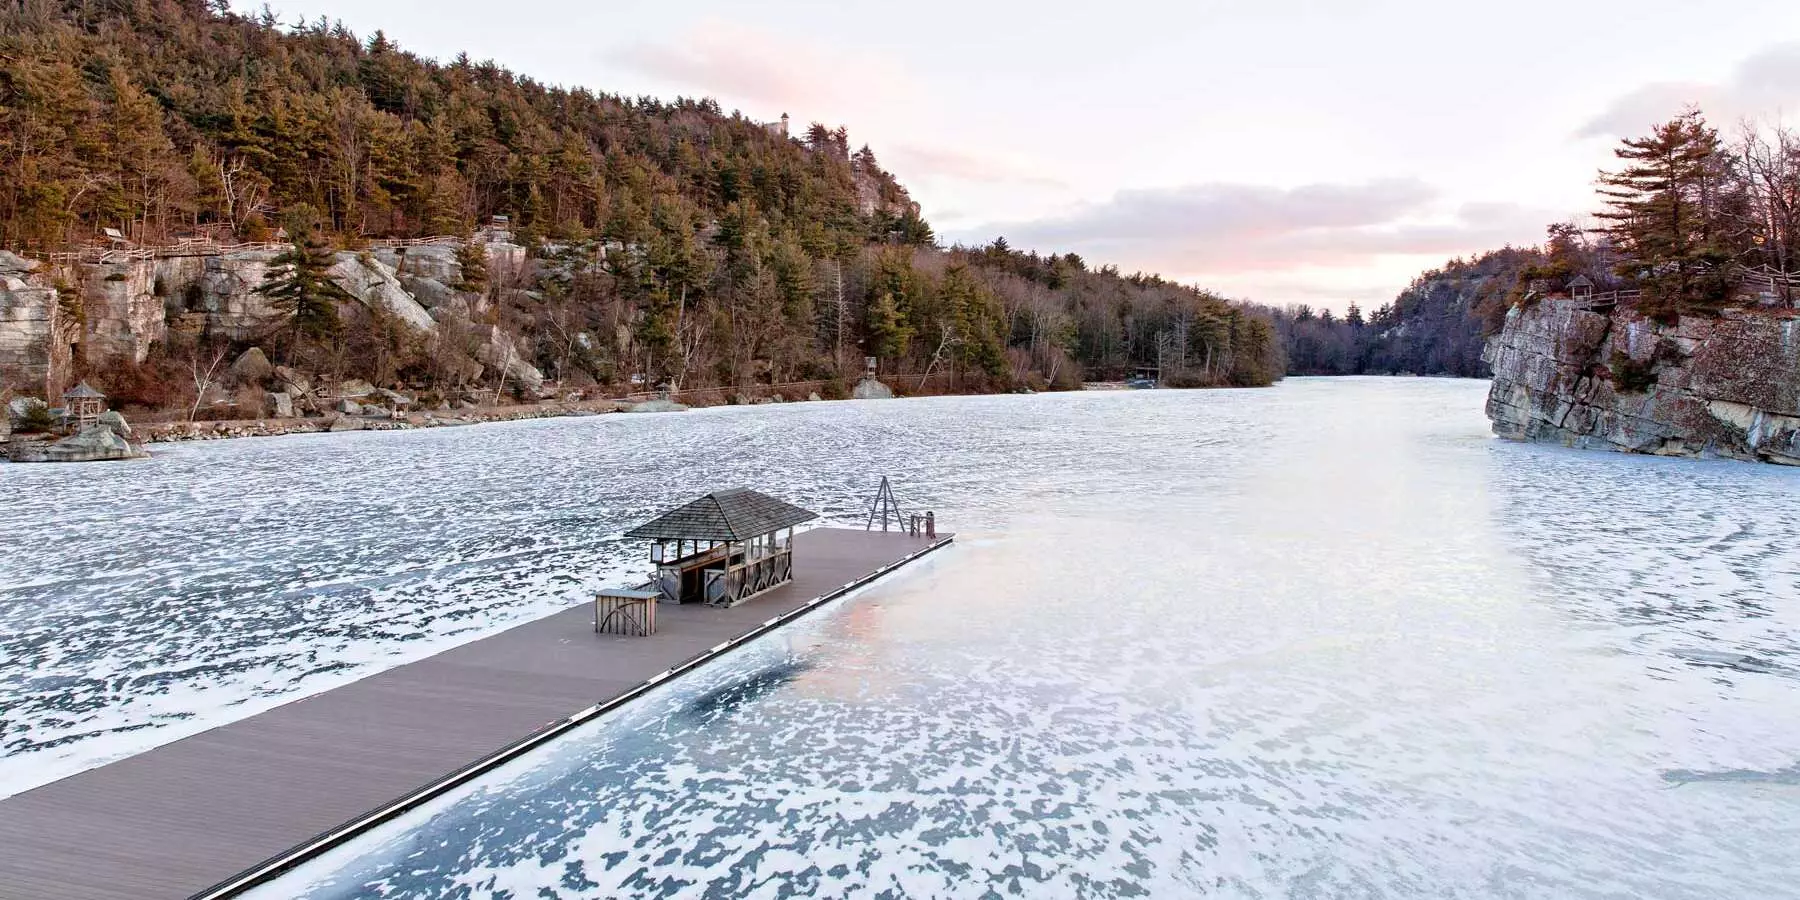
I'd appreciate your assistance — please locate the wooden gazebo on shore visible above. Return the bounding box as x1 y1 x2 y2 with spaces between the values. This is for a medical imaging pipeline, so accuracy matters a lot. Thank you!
624 488 818 607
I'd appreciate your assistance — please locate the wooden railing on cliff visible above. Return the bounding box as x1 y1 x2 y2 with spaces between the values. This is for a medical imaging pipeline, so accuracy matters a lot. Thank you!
33 234 468 265
1556 267 1800 311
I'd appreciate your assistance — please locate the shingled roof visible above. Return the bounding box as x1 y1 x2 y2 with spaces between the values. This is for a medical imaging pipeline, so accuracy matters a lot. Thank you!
63 381 105 400
624 488 818 542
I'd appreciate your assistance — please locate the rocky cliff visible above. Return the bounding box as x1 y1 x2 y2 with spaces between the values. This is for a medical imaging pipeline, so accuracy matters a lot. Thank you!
1484 298 1800 465
0 242 542 401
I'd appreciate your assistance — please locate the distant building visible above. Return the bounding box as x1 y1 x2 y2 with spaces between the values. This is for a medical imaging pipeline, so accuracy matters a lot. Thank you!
763 113 790 138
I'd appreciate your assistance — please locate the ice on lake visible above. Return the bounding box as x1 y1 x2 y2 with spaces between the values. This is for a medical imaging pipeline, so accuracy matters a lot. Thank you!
6 378 1800 897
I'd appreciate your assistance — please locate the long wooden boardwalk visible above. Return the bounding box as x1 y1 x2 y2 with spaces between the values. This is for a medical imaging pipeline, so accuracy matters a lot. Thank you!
0 528 951 900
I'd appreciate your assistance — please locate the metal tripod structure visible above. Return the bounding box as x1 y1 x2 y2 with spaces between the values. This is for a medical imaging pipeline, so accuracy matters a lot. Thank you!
865 476 906 532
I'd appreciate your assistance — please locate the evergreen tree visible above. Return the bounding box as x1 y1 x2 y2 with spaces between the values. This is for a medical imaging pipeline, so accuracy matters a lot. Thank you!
1595 110 1738 319
866 292 912 361
455 241 490 295
258 209 349 350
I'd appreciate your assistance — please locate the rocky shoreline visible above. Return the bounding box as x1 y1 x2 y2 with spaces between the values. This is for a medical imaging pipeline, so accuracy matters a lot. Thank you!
1484 297 1800 465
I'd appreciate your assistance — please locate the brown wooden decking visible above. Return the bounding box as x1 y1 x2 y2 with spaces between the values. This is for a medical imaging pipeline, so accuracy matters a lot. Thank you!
0 528 951 900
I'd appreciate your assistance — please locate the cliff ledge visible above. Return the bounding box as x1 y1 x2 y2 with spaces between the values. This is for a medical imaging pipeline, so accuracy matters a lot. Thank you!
1483 298 1800 465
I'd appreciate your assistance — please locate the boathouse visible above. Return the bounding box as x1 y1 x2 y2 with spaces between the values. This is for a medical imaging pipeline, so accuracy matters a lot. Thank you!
625 488 818 607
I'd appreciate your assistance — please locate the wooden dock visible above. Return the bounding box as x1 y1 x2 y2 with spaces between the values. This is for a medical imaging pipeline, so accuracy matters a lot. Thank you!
0 528 951 900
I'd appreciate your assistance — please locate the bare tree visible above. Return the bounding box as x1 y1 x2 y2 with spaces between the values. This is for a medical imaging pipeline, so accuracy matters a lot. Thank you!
186 344 230 421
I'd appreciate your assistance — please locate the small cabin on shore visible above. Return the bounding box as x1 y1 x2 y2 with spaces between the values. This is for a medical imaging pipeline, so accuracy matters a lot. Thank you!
625 488 817 607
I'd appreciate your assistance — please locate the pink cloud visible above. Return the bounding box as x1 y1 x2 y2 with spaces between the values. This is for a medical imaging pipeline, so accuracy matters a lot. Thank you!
608 20 918 121
968 179 1549 275
887 144 1070 189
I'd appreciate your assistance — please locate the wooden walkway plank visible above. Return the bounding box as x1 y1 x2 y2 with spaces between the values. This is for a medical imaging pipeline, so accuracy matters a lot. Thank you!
0 528 951 900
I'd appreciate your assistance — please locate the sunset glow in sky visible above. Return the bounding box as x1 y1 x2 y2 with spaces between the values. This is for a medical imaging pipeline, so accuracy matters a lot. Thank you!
243 0 1800 310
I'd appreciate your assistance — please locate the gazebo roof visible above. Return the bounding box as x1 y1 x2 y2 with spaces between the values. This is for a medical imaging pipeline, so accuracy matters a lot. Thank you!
625 488 817 542
63 381 105 400
1568 274 1595 287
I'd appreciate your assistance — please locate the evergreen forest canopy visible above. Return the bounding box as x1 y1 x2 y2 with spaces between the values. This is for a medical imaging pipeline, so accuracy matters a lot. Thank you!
0 0 1285 401
1263 109 1800 378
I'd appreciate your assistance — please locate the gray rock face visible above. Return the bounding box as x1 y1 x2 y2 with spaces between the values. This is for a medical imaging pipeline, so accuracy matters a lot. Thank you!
0 278 67 396
326 253 437 334
96 410 131 436
273 366 312 396
270 391 294 418
376 245 461 284
852 377 895 400
0 250 41 275
335 399 363 415
1484 298 1800 465
0 241 539 408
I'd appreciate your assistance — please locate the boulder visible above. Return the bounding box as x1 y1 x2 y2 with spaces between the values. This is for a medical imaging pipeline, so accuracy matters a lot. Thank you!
327 416 364 432
7 397 48 427
852 377 894 400
0 250 40 275
360 404 391 419
230 347 274 384
37 424 145 462
807 392 823 402
96 410 131 436
270 391 294 418
626 398 689 413
336 379 375 398
274 366 312 396
375 388 413 409
335 399 363 415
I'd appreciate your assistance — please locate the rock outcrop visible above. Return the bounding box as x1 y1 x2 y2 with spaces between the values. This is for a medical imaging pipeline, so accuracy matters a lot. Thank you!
10 411 146 462
852 377 895 400
1484 298 1800 465
0 240 544 402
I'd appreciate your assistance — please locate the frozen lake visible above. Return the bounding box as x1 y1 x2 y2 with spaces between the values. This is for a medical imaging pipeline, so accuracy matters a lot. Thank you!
6 378 1800 897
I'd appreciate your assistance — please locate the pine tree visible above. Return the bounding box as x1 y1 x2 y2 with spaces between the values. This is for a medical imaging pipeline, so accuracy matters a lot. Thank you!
1595 110 1737 319
865 292 912 361
258 210 349 351
455 241 489 294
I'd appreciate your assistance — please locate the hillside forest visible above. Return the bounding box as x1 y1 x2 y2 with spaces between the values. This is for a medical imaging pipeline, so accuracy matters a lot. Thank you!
0 0 1284 411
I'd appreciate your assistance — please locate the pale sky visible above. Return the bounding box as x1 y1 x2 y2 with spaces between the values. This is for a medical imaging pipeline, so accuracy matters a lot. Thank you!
243 0 1800 310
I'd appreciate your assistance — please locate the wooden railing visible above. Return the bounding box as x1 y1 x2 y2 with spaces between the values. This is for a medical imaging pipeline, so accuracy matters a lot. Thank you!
366 235 464 249
38 240 291 265
30 233 469 266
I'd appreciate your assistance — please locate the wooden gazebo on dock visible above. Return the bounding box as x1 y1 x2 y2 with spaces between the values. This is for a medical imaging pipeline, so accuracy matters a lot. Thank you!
625 488 818 607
